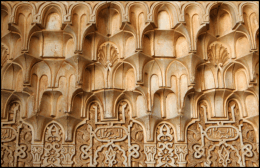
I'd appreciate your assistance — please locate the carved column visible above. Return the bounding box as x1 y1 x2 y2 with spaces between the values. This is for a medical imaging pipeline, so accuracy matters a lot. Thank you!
175 144 188 167
144 143 156 167
31 145 43 167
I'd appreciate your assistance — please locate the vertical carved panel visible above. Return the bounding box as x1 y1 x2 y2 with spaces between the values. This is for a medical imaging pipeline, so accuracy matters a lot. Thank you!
155 123 177 167
42 123 63 167
187 100 258 167
1 1 259 167
75 101 146 167
1 102 32 167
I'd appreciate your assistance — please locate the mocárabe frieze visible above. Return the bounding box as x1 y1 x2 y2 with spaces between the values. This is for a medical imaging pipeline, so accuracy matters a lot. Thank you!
1 1 259 167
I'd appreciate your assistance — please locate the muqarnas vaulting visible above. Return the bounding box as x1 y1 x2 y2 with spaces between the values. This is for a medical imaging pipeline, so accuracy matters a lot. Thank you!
1 1 259 167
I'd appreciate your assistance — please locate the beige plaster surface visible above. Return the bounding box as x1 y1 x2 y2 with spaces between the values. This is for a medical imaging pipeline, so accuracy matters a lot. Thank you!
1 1 259 167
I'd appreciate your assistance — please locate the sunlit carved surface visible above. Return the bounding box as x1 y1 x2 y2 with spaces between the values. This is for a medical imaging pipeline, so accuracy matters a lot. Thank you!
1 1 259 167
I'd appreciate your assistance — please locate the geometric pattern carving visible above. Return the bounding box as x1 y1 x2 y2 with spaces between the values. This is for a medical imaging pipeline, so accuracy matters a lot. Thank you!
1 102 33 167
155 123 176 167
1 1 259 167
187 101 259 167
75 101 146 167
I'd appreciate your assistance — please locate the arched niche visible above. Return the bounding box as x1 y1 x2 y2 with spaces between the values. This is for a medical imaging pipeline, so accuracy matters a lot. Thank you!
113 62 135 90
71 92 84 118
194 65 203 92
157 10 171 30
15 5 33 21
96 4 121 37
31 61 52 87
26 74 38 116
43 6 62 30
82 34 93 60
166 93 178 119
39 90 63 118
180 74 188 106
82 68 92 92
142 34 151 55
69 5 90 51
224 63 235 89
114 96 133 119
56 76 66 114
242 4 259 49
184 4 203 47
65 38 75 58
13 4 33 35
136 95 147 117
57 74 77 114
150 74 159 107
151 2 178 29
71 4 90 27
129 3 148 49
196 33 218 60
125 69 135 91
85 97 103 120
166 61 188 87
124 33 136 57
144 60 163 88
28 32 42 57
175 36 189 58
170 75 177 93
85 64 105 90
129 3 148 31
152 93 161 118
39 6 67 58
37 74 49 108
208 4 235 37
245 94 258 117
235 35 251 58
12 37 23 60
55 62 76 87
6 101 20 122
1 4 9 38
2 93 22 122
204 65 215 90
2 64 23 91
235 69 248 91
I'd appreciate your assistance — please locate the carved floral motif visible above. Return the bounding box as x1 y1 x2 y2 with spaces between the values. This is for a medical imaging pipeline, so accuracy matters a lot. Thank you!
97 42 119 70
187 101 258 167
74 101 146 167
207 42 229 66
155 123 177 167
1 102 32 167
42 123 63 167
1 1 259 167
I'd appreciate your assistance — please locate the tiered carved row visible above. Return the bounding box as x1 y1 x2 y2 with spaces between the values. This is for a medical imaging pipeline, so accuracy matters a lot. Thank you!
1 1 259 167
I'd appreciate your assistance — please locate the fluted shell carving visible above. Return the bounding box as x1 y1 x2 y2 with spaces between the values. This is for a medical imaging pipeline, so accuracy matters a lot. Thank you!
97 42 119 69
207 42 229 66
1 1 259 167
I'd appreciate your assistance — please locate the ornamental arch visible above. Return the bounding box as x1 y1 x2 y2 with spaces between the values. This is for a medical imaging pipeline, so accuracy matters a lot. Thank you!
1 1 259 167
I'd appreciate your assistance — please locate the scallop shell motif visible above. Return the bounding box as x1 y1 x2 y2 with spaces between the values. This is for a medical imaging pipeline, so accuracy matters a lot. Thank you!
207 42 229 66
97 42 119 68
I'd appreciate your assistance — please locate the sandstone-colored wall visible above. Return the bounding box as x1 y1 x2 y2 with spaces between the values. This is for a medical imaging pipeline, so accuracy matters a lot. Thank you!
1 1 259 167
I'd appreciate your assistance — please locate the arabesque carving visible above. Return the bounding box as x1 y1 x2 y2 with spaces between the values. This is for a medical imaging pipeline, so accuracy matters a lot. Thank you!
1 1 259 167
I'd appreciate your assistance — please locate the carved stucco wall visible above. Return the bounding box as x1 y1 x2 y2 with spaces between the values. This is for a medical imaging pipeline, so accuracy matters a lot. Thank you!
1 1 259 167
